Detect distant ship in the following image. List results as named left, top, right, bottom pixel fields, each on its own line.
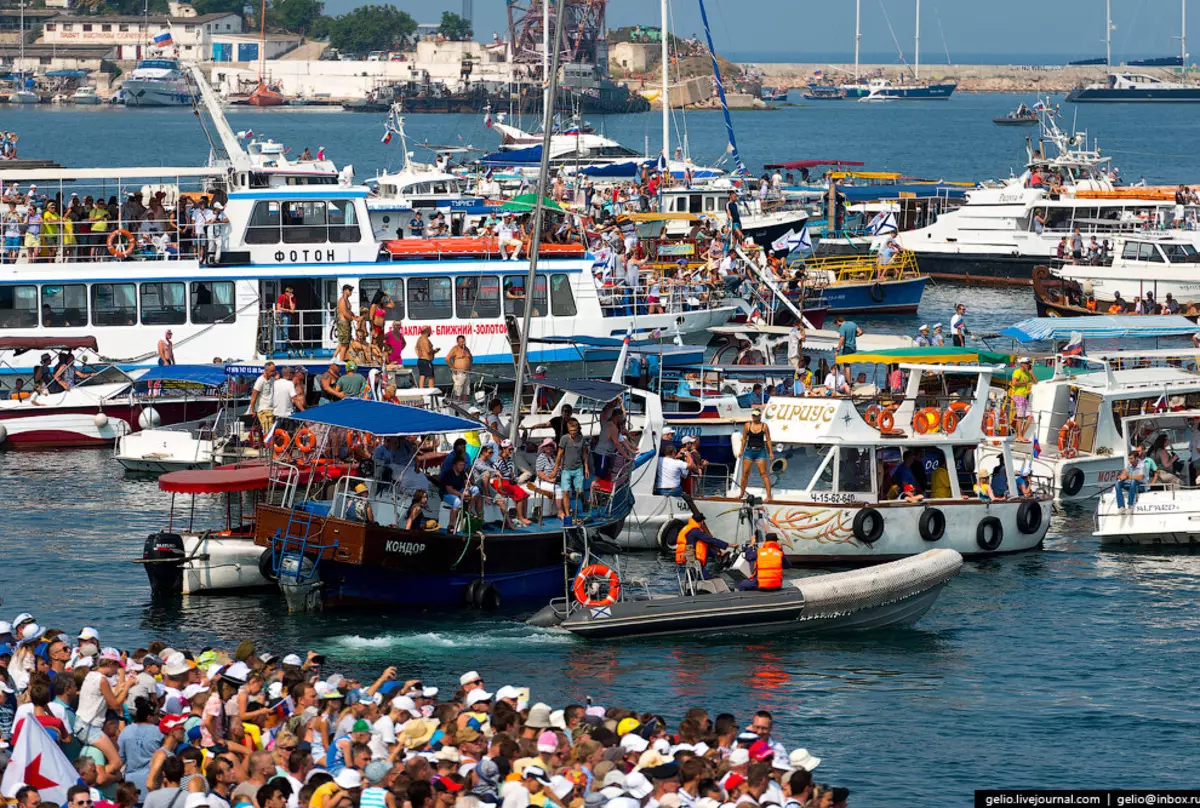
left=1067, top=72, right=1200, bottom=102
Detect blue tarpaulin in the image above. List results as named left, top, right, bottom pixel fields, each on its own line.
left=999, top=315, right=1200, bottom=343
left=291, top=399, right=480, bottom=436
left=480, top=145, right=542, bottom=166
left=136, top=364, right=228, bottom=386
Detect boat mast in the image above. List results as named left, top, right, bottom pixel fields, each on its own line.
left=542, top=0, right=550, bottom=114
left=854, top=0, right=861, bottom=82
left=661, top=0, right=669, bottom=165
left=914, top=0, right=920, bottom=82
left=509, top=0, right=566, bottom=446
left=1183, top=0, right=1188, bottom=68
left=1106, top=0, right=1112, bottom=67
left=257, top=0, right=267, bottom=85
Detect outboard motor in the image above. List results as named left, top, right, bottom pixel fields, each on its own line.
left=143, top=533, right=186, bottom=596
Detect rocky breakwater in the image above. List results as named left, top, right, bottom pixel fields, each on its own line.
left=748, top=63, right=1121, bottom=93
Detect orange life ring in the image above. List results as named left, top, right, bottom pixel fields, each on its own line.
left=948, top=401, right=970, bottom=414
left=1058, top=420, right=1081, bottom=459
left=913, top=407, right=941, bottom=434
left=294, top=427, right=317, bottom=454
left=984, top=411, right=1010, bottom=437
left=346, top=430, right=364, bottom=450
left=864, top=404, right=881, bottom=427
left=106, top=229, right=133, bottom=258
left=878, top=409, right=895, bottom=432
left=941, top=408, right=960, bottom=434
left=572, top=564, right=621, bottom=608
left=270, top=428, right=290, bottom=456
left=10, top=391, right=31, bottom=400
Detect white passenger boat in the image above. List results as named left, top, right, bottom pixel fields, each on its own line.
left=1093, top=410, right=1200, bottom=545
left=975, top=316, right=1200, bottom=503
left=664, top=363, right=1053, bottom=563
left=71, top=86, right=102, bottom=105
left=1051, top=234, right=1200, bottom=305
left=122, top=58, right=193, bottom=107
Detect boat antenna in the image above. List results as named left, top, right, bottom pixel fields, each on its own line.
left=508, top=0, right=567, bottom=446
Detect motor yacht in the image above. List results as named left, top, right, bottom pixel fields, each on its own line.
left=122, top=58, right=193, bottom=107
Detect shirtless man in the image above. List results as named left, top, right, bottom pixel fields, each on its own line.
left=157, top=330, right=175, bottom=366
left=445, top=335, right=473, bottom=401
left=335, top=284, right=357, bottom=361
left=415, top=326, right=438, bottom=389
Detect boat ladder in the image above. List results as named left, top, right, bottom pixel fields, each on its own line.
left=270, top=507, right=338, bottom=584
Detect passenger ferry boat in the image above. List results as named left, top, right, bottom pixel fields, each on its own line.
left=0, top=75, right=736, bottom=373
left=677, top=363, right=1052, bottom=563
left=1050, top=234, right=1200, bottom=306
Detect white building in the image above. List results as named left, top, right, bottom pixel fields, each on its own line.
left=41, top=12, right=242, bottom=61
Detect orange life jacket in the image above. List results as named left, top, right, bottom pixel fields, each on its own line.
left=1085, top=298, right=1097, bottom=311
left=755, top=542, right=784, bottom=590
left=675, top=518, right=708, bottom=566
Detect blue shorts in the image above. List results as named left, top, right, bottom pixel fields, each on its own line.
left=417, top=358, right=434, bottom=378
left=3, top=235, right=18, bottom=250
left=444, top=493, right=463, bottom=509
left=744, top=447, right=768, bottom=462
left=561, top=467, right=585, bottom=493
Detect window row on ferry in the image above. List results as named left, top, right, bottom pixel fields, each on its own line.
left=0, top=281, right=236, bottom=329
left=348, top=275, right=577, bottom=322
left=244, top=200, right=363, bottom=245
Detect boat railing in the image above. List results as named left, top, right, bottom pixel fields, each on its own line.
left=268, top=461, right=303, bottom=509
left=597, top=278, right=724, bottom=318
left=796, top=250, right=922, bottom=284
left=258, top=307, right=335, bottom=357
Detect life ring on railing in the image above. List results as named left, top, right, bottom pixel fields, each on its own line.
left=572, top=564, right=621, bottom=608
left=984, top=411, right=1010, bottom=437
left=294, top=428, right=317, bottom=454
left=941, top=408, right=960, bottom=434
left=346, top=430, right=364, bottom=451
left=877, top=408, right=895, bottom=432
left=270, top=429, right=290, bottom=456
left=1058, top=420, right=1081, bottom=459
left=9, top=391, right=31, bottom=400
left=948, top=401, right=971, bottom=415
left=913, top=407, right=941, bottom=434
left=106, top=229, right=134, bottom=258
left=864, top=404, right=881, bottom=427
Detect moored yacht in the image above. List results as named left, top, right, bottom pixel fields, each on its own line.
left=1068, top=72, right=1200, bottom=103
left=1051, top=234, right=1200, bottom=305
left=122, top=58, right=193, bottom=107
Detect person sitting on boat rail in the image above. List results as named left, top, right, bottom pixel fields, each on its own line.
left=822, top=365, right=851, bottom=397
left=440, top=454, right=474, bottom=532
left=492, top=440, right=533, bottom=527
left=497, top=214, right=524, bottom=261
left=1115, top=451, right=1145, bottom=512
left=736, top=534, right=791, bottom=592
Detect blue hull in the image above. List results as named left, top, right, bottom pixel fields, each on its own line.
left=843, top=83, right=957, bottom=99
left=320, top=562, right=566, bottom=608
left=1067, top=87, right=1200, bottom=102
left=792, top=276, right=927, bottom=315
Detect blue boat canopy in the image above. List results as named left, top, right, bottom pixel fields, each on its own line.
left=291, top=399, right=480, bottom=436
left=531, top=335, right=703, bottom=361
left=136, top=364, right=228, bottom=386
left=999, top=315, right=1199, bottom=343
left=525, top=378, right=627, bottom=402
left=46, top=69, right=90, bottom=77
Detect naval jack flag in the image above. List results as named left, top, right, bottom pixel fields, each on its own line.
left=770, top=228, right=796, bottom=252
left=1, top=718, right=85, bottom=805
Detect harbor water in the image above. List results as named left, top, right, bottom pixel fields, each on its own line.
left=4, top=92, right=1200, bottom=802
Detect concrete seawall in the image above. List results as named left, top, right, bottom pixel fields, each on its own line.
left=746, top=63, right=1141, bottom=93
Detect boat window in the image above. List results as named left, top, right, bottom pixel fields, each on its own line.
left=774, top=445, right=834, bottom=492
left=140, top=282, right=187, bottom=326
left=359, top=279, right=405, bottom=320
left=91, top=283, right=137, bottom=327
left=245, top=201, right=281, bottom=244
left=836, top=448, right=873, bottom=493
left=327, top=199, right=361, bottom=243
left=40, top=284, right=88, bottom=328
left=1122, top=241, right=1140, bottom=260
left=1163, top=243, right=1199, bottom=261
left=407, top=277, right=452, bottom=320
left=0, top=285, right=38, bottom=329
left=282, top=201, right=327, bottom=244
left=503, top=276, right=547, bottom=318
left=704, top=197, right=716, bottom=212
left=688, top=195, right=703, bottom=214
left=456, top=275, right=500, bottom=319
left=190, top=281, right=236, bottom=324
left=550, top=274, right=576, bottom=317
left=1138, top=243, right=1163, bottom=263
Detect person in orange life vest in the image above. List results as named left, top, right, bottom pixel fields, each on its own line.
left=737, top=533, right=791, bottom=591
left=674, top=511, right=730, bottom=579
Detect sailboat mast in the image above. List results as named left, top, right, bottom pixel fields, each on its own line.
left=914, top=0, right=920, bottom=81
left=542, top=0, right=550, bottom=113
left=661, top=0, right=669, bottom=163
left=854, top=0, right=861, bottom=82
left=258, top=0, right=266, bottom=83
left=1183, top=0, right=1188, bottom=67
left=1106, top=0, right=1112, bottom=67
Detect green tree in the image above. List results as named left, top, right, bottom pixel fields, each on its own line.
left=191, top=0, right=247, bottom=18
left=325, top=5, right=415, bottom=53
left=437, top=11, right=472, bottom=41
left=269, top=0, right=322, bottom=34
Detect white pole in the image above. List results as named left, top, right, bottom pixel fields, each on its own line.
left=1183, top=0, right=1188, bottom=68
left=854, top=0, right=861, bottom=82
left=661, top=0, right=669, bottom=165
left=914, top=0, right=920, bottom=81
left=1106, top=0, right=1112, bottom=67
left=542, top=0, right=550, bottom=113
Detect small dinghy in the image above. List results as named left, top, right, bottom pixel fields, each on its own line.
left=993, top=102, right=1040, bottom=126
left=528, top=546, right=963, bottom=640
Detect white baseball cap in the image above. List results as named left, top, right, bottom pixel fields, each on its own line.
left=465, top=689, right=493, bottom=707
left=495, top=685, right=520, bottom=701
left=281, top=654, right=303, bottom=667
left=788, top=748, right=821, bottom=772
left=459, top=671, right=482, bottom=686
left=78, top=626, right=100, bottom=641
left=334, top=769, right=363, bottom=789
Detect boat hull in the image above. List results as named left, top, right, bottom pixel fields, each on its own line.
left=1094, top=490, right=1200, bottom=544
left=1067, top=87, right=1200, bottom=102
left=902, top=251, right=1041, bottom=285
left=843, top=83, right=957, bottom=99
left=121, top=80, right=192, bottom=106
left=0, top=401, right=217, bottom=449
left=811, top=275, right=927, bottom=315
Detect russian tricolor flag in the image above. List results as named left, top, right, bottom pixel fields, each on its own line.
left=153, top=30, right=173, bottom=46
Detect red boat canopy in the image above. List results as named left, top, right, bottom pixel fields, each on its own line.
left=762, top=159, right=866, bottom=170
left=0, top=336, right=100, bottom=354
left=160, top=466, right=273, bottom=494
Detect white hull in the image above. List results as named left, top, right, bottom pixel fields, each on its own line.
left=122, top=79, right=192, bottom=106
left=11, top=90, right=39, bottom=104
left=180, top=532, right=270, bottom=593
left=978, top=446, right=1123, bottom=505
left=116, top=429, right=215, bottom=472
left=1094, top=488, right=1200, bottom=544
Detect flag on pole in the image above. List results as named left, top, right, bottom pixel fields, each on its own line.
left=1, top=718, right=85, bottom=806
left=380, top=130, right=392, bottom=145
left=771, top=228, right=796, bottom=252
left=867, top=211, right=898, bottom=236
left=656, top=152, right=667, bottom=174
left=787, top=225, right=812, bottom=254
left=1032, top=433, right=1041, bottom=459
left=152, top=30, right=173, bottom=46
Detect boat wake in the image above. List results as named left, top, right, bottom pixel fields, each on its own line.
left=330, top=625, right=574, bottom=652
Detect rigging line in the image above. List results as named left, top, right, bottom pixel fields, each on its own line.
left=878, top=0, right=907, bottom=66
left=934, top=6, right=951, bottom=65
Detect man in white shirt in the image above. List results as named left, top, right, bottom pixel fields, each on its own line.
left=823, top=366, right=850, bottom=397
left=786, top=323, right=805, bottom=370
left=272, top=367, right=297, bottom=421
left=249, top=362, right=277, bottom=435
left=656, top=444, right=690, bottom=496
left=497, top=214, right=523, bottom=261
left=950, top=303, right=967, bottom=347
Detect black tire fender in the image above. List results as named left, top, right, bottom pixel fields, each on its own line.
left=976, top=516, right=1003, bottom=552
left=1062, top=467, right=1085, bottom=497
left=475, top=582, right=501, bottom=610
left=1016, top=501, right=1043, bottom=535
left=658, top=518, right=687, bottom=555
left=870, top=282, right=886, bottom=302
left=918, top=508, right=946, bottom=542
left=852, top=507, right=884, bottom=544
left=464, top=579, right=485, bottom=608
left=257, top=549, right=276, bottom=582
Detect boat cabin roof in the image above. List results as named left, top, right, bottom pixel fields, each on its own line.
left=999, top=315, right=1199, bottom=343
left=290, top=398, right=479, bottom=437
left=1069, top=365, right=1200, bottom=393
left=159, top=465, right=272, bottom=494
left=0, top=336, right=99, bottom=353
